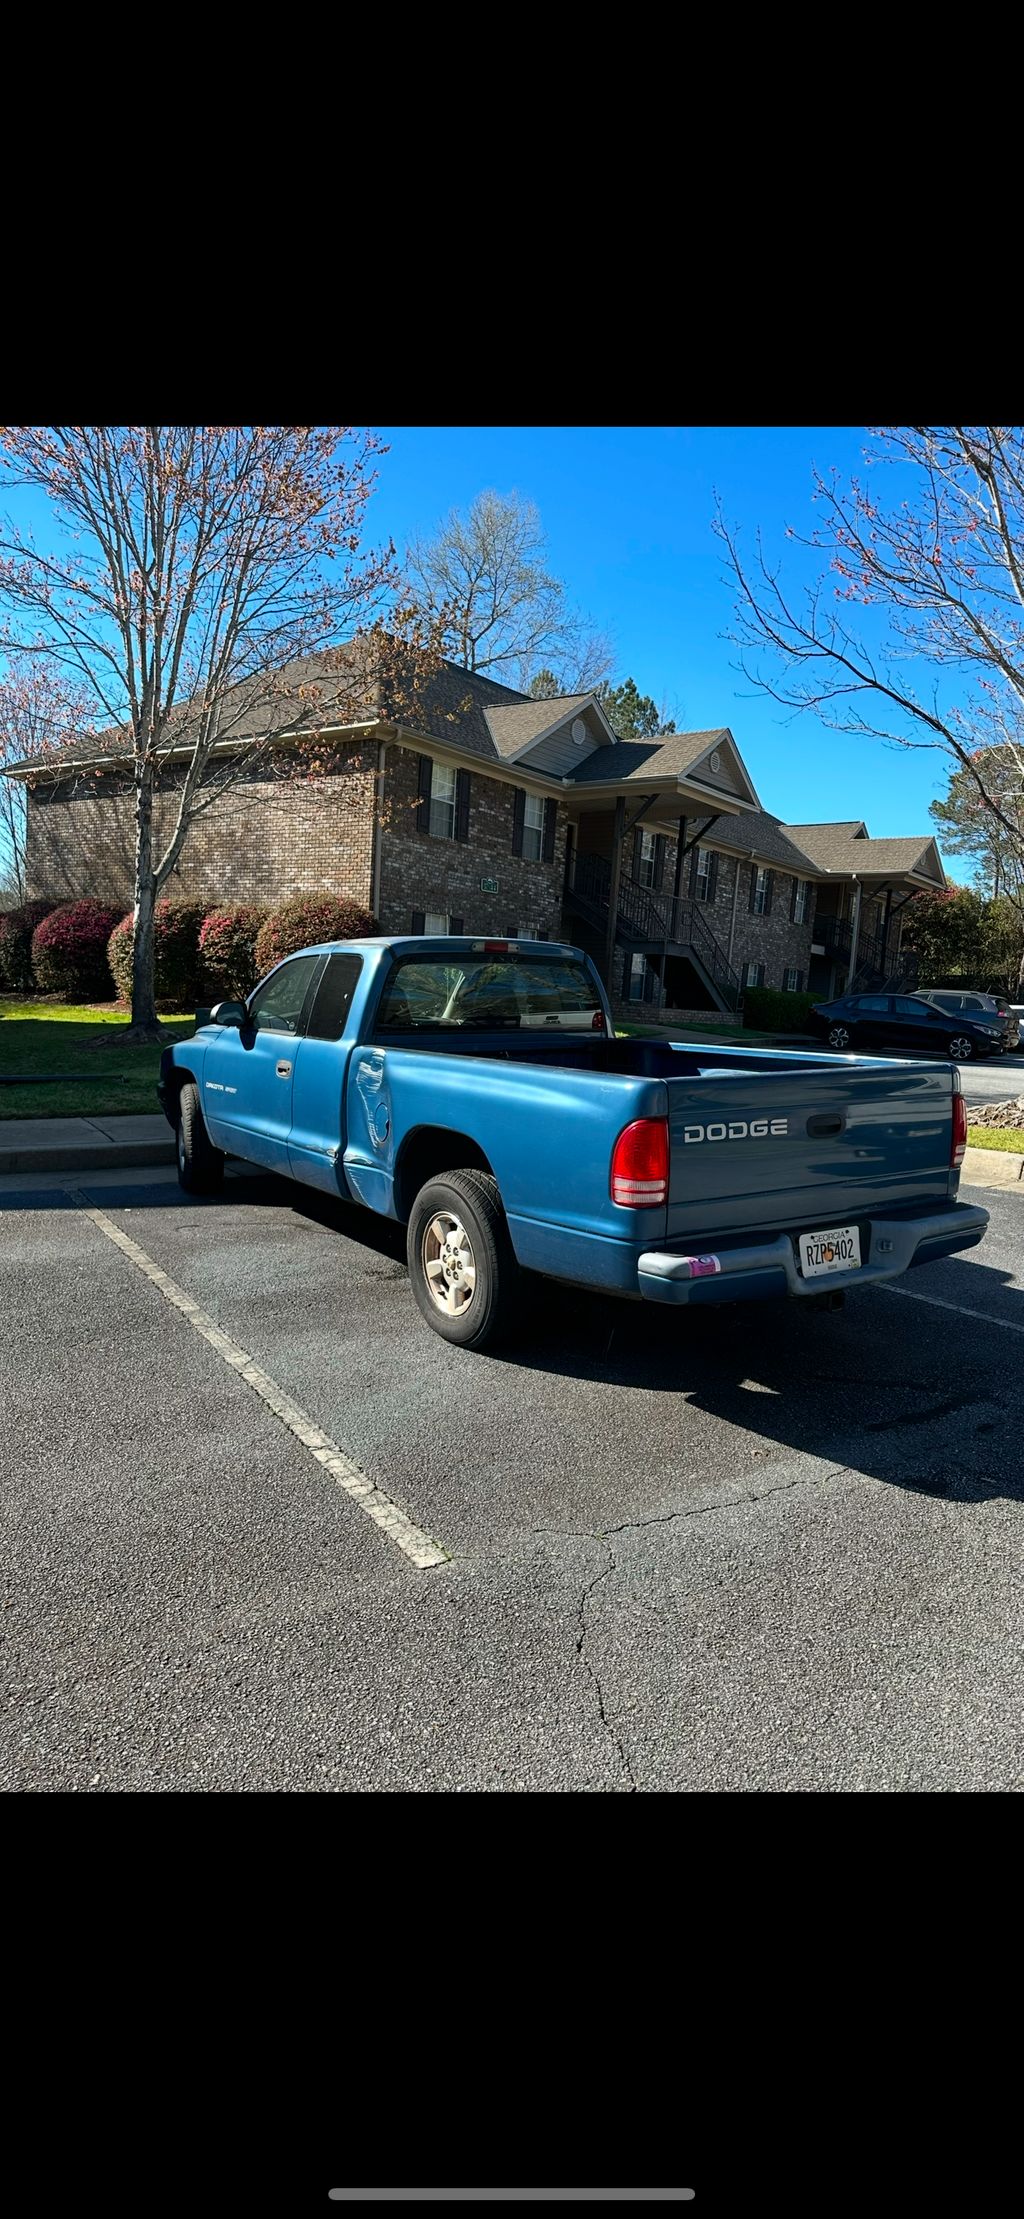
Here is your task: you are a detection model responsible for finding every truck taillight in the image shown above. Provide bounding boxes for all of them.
[592,1007,606,1031]
[611,1117,670,1207]
[951,1089,967,1167]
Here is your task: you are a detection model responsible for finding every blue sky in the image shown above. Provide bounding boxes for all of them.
[370,426,962,866]
[2,427,967,872]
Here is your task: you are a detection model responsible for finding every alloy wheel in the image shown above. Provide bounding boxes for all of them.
[421,1209,478,1318]
[949,1034,973,1060]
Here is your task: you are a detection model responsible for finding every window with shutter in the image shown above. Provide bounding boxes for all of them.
[637,828,658,887]
[521,791,544,861]
[427,761,456,839]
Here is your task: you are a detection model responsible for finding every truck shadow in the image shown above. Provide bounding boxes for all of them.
[227,1171,1023,1506]
[4,1163,1019,1506]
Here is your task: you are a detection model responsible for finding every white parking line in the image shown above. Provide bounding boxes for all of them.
[68,1190,449,1570]
[877,1283,1024,1335]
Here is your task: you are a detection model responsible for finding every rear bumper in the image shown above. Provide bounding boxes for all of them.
[637,1199,990,1305]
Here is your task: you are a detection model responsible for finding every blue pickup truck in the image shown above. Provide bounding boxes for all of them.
[157,934,989,1349]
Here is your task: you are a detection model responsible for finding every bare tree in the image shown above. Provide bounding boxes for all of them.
[714,426,1024,990]
[0,426,440,1037]
[406,488,614,693]
[0,654,93,902]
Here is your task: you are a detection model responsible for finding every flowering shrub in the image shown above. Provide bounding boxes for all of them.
[106,899,207,1008]
[198,905,270,1002]
[32,899,124,999]
[254,894,375,974]
[0,899,59,991]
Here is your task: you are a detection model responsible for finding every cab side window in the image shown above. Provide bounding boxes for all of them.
[247,955,322,1034]
[306,954,362,1042]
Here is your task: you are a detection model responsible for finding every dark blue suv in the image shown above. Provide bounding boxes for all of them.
[811,992,1002,1060]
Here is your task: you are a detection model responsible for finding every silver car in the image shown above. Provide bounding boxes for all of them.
[916,989,1020,1053]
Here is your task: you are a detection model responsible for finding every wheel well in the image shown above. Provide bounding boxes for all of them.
[164,1067,195,1121]
[393,1125,496,1220]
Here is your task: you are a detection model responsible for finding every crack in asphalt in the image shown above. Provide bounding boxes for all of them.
[575,1545,637,1794]
[560,1463,856,1796]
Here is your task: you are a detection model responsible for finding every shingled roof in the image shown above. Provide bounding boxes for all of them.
[563,729,735,786]
[785,823,941,878]
[690,810,822,873]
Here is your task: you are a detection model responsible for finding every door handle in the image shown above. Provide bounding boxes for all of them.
[807,1111,843,1137]
[276,1060,293,1078]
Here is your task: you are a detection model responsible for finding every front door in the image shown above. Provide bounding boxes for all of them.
[201,952,323,1170]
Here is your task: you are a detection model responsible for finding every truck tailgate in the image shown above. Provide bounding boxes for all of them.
[664,1060,955,1242]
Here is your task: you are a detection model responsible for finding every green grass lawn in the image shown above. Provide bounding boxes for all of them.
[967,1124,1024,1154]
[0,998,194,1119]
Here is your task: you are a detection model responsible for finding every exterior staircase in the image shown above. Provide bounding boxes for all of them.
[563,849,743,1014]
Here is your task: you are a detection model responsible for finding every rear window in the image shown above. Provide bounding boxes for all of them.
[375,952,605,1032]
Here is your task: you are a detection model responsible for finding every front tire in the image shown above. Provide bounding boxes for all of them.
[176,1080,225,1194]
[948,1034,974,1061]
[407,1169,518,1349]
[827,1023,851,1050]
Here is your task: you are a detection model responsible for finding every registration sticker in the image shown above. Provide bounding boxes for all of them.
[798,1225,861,1278]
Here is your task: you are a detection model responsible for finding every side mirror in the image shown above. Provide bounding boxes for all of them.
[210,1000,248,1028]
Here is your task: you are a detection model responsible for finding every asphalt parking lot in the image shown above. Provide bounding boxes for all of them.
[1,1159,1022,1792]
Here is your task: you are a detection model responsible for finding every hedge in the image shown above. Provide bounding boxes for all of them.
[254,894,375,975]
[198,904,270,1002]
[31,899,125,1000]
[742,986,819,1034]
[0,899,59,991]
[107,898,207,1008]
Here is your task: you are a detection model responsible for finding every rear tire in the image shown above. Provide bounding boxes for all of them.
[407,1168,518,1349]
[176,1080,225,1194]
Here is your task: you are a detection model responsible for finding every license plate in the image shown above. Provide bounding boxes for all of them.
[798,1224,861,1278]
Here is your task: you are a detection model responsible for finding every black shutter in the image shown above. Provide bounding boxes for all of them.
[411,910,426,935]
[748,865,757,911]
[689,845,699,897]
[653,835,666,890]
[758,963,766,987]
[542,798,557,864]
[795,969,804,992]
[511,788,525,856]
[765,870,775,916]
[449,915,464,936]
[708,852,719,903]
[789,876,798,921]
[505,922,518,937]
[416,754,432,833]
[454,767,470,842]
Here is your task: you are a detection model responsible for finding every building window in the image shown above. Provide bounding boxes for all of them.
[636,828,658,888]
[752,866,769,915]
[428,762,457,840]
[694,847,711,902]
[743,961,766,989]
[627,952,658,1003]
[793,879,809,924]
[521,792,545,862]
[424,911,449,935]
[783,967,804,993]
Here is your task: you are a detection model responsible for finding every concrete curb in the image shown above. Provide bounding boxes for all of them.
[0,1112,175,1176]
[0,1136,175,1173]
[962,1143,1024,1188]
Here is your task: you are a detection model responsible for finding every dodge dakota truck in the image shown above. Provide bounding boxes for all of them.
[157,935,989,1349]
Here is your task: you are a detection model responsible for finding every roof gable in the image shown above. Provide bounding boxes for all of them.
[565,725,759,809]
[482,693,617,764]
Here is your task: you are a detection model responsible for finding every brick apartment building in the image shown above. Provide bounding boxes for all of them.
[6,655,946,1020]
